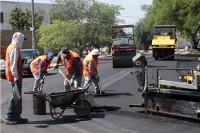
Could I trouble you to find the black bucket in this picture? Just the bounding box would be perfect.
[33,95,46,115]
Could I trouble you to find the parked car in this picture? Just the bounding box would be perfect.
[21,49,41,76]
[0,49,41,78]
[0,46,7,79]
[0,59,6,79]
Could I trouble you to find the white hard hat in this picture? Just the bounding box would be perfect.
[91,49,99,55]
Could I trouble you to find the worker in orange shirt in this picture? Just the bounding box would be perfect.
[5,32,28,124]
[53,47,83,91]
[30,52,54,91]
[83,49,105,95]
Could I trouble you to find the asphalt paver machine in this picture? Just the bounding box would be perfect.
[131,53,200,120]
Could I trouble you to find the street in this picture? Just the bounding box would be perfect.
[1,54,200,133]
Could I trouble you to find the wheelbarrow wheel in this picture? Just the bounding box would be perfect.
[74,100,91,117]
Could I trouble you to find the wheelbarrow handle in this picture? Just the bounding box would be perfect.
[24,91,35,94]
[24,91,47,97]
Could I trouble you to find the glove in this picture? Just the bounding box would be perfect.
[44,71,48,75]
[40,79,44,84]
[69,78,74,86]
[71,75,76,80]
[95,75,99,80]
[53,64,59,70]
[14,76,19,83]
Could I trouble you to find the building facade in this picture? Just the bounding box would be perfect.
[0,1,52,30]
[0,1,52,52]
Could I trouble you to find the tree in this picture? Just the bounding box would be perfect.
[134,20,151,51]
[9,6,26,30]
[84,1,122,46]
[49,0,91,22]
[171,0,200,48]
[32,8,45,30]
[37,20,85,52]
[38,0,123,51]
[9,6,45,30]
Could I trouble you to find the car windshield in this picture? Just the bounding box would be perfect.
[21,51,33,59]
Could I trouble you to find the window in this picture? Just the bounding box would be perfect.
[0,12,3,23]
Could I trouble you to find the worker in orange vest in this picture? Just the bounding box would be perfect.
[5,32,28,124]
[53,47,83,91]
[30,52,54,91]
[83,49,105,95]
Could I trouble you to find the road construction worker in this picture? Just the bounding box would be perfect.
[83,49,105,95]
[30,52,54,91]
[53,47,83,91]
[5,32,28,124]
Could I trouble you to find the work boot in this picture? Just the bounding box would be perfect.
[4,118,18,125]
[95,90,105,95]
[15,117,28,124]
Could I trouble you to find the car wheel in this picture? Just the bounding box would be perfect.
[1,74,6,79]
[27,68,33,77]
[0,70,6,79]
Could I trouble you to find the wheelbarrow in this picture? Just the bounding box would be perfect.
[24,69,91,119]
[25,90,91,119]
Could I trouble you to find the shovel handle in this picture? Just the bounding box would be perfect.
[58,68,71,83]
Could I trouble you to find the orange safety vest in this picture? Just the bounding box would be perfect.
[5,44,22,81]
[60,50,83,75]
[30,55,51,75]
[83,54,98,76]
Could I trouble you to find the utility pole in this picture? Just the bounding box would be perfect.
[31,0,35,49]
[176,32,180,52]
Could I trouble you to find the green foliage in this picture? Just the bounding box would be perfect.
[49,0,91,22]
[34,8,45,29]
[84,1,122,45]
[9,6,26,30]
[9,6,45,30]
[37,20,84,52]
[38,0,122,51]
[134,20,151,50]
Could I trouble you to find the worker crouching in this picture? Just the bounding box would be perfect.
[30,52,54,91]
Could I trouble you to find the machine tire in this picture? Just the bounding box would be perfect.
[169,54,174,60]
[153,50,159,60]
[112,58,118,68]
[154,53,159,61]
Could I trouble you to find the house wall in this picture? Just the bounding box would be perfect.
[0,1,52,54]
[1,30,44,54]
[0,1,52,30]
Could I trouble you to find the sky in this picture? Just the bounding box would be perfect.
[1,0,153,25]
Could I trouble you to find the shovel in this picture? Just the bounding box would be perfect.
[39,74,46,92]
[58,68,71,83]
[94,78,105,96]
[58,68,82,90]
[13,82,21,104]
